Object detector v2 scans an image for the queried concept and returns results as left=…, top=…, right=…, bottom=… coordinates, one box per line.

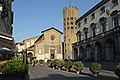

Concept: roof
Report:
left=41, top=27, right=63, bottom=34
left=76, top=0, right=110, bottom=24
left=15, top=42, right=24, bottom=45
left=35, top=34, right=44, bottom=43
left=27, top=45, right=34, bottom=51
left=23, top=35, right=39, bottom=42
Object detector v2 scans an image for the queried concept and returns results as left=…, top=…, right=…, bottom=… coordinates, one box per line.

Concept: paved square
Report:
left=29, top=64, right=119, bottom=80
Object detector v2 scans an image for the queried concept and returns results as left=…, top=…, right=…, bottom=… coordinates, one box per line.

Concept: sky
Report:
left=13, top=0, right=101, bottom=43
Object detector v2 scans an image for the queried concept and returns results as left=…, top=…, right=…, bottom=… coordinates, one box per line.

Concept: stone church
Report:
left=16, top=27, right=63, bottom=62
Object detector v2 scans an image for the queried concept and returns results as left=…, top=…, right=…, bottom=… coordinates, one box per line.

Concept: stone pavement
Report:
left=29, top=64, right=119, bottom=80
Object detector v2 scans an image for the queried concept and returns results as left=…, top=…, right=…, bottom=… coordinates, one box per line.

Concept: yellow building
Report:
left=63, top=6, right=78, bottom=59
left=16, top=27, right=63, bottom=62
left=34, top=27, right=63, bottom=62
left=16, top=36, right=39, bottom=54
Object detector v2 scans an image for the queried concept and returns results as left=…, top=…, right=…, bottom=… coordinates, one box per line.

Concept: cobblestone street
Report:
left=29, top=64, right=119, bottom=80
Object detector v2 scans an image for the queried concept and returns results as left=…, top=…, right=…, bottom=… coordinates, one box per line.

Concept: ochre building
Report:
left=63, top=6, right=78, bottom=59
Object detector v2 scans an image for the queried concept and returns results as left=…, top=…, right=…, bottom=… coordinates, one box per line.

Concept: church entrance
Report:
left=50, top=49, right=55, bottom=59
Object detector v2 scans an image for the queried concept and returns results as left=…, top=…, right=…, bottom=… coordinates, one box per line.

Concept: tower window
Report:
left=67, top=22, right=69, bottom=25
left=71, top=26, right=74, bottom=29
left=68, top=39, right=70, bottom=41
left=70, top=17, right=73, bottom=20
left=64, top=23, right=66, bottom=26
left=67, top=17, right=69, bottom=20
left=64, top=27, right=66, bottom=30
left=67, top=27, right=69, bottom=30
left=71, top=22, right=73, bottom=25
left=64, top=18, right=66, bottom=21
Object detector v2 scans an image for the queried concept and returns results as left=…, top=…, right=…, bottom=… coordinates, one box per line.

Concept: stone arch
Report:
left=99, top=17, right=107, bottom=22
left=110, top=10, right=119, bottom=16
left=74, top=47, right=78, bottom=60
left=27, top=52, right=34, bottom=62
left=94, top=42, right=102, bottom=61
left=105, top=39, right=115, bottom=61
left=79, top=46, right=84, bottom=59
left=85, top=44, right=92, bottom=60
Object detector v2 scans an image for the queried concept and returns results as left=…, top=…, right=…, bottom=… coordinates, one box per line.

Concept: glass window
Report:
left=83, top=27, right=88, bottom=39
left=100, top=6, right=105, bottom=15
left=84, top=18, right=87, bottom=24
left=71, top=22, right=73, bottom=25
left=112, top=0, right=118, bottom=8
left=101, top=22, right=106, bottom=33
left=113, top=16, right=119, bottom=27
left=91, top=13, right=95, bottom=20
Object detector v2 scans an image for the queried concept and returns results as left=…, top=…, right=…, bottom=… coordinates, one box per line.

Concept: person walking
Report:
left=32, top=58, right=36, bottom=67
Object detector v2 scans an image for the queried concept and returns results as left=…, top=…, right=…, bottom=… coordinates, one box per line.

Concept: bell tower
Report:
left=63, top=6, right=78, bottom=59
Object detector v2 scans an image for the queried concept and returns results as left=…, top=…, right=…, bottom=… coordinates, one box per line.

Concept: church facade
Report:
left=34, top=27, right=63, bottom=62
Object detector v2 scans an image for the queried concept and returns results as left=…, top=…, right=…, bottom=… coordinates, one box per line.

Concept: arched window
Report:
left=110, top=10, right=119, bottom=28
left=90, top=23, right=96, bottom=36
left=99, top=17, right=107, bottom=33
left=83, top=27, right=88, bottom=39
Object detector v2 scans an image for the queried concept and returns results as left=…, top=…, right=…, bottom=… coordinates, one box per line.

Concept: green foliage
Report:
left=47, top=60, right=52, bottom=65
left=115, top=63, right=120, bottom=78
left=64, top=60, right=73, bottom=71
left=73, top=61, right=84, bottom=72
left=52, top=59, right=59, bottom=68
left=39, top=59, right=44, bottom=64
left=55, top=60, right=64, bottom=69
left=2, top=59, right=29, bottom=77
left=90, top=63, right=101, bottom=75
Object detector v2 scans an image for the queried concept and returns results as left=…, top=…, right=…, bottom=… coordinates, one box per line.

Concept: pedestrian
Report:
left=32, top=58, right=36, bottom=67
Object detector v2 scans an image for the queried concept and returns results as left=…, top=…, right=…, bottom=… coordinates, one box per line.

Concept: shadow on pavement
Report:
left=84, top=62, right=119, bottom=71
left=30, top=73, right=119, bottom=80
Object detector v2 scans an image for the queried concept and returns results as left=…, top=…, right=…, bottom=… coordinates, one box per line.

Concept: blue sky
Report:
left=13, top=0, right=101, bottom=42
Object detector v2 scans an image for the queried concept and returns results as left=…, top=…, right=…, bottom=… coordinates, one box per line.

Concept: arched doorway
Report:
left=85, top=44, right=91, bottom=60
left=79, top=46, right=84, bottom=59
left=74, top=48, right=78, bottom=60
left=95, top=42, right=102, bottom=61
left=105, top=39, right=115, bottom=61
left=28, top=52, right=33, bottom=63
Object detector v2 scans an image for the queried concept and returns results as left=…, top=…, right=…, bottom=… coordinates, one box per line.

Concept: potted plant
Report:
left=56, top=60, right=64, bottom=70
left=39, top=59, right=44, bottom=65
left=89, top=63, right=101, bottom=76
left=114, top=63, right=120, bottom=78
left=52, top=59, right=58, bottom=69
left=73, top=61, right=84, bottom=74
left=64, top=60, right=73, bottom=72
